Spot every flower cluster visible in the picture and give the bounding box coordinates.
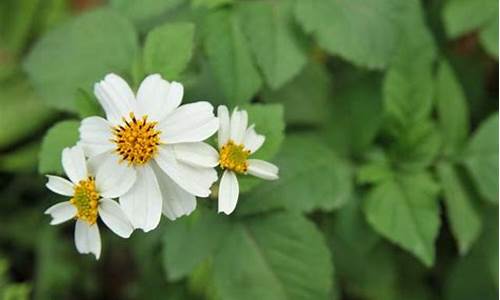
[44,74,279,259]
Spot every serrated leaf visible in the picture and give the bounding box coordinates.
[239,134,352,214]
[203,9,262,105]
[363,171,440,266]
[294,0,403,69]
[0,80,55,149]
[442,0,497,38]
[38,120,79,174]
[213,212,333,300]
[162,210,232,281]
[261,62,330,126]
[461,113,499,204]
[436,60,469,154]
[437,162,482,255]
[24,8,138,112]
[238,0,306,89]
[143,22,195,80]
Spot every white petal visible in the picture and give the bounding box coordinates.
[247,159,279,180]
[217,105,230,148]
[45,201,77,225]
[62,145,88,183]
[119,165,162,232]
[173,142,219,168]
[79,116,114,157]
[218,170,239,215]
[94,73,136,125]
[95,154,137,198]
[155,145,217,197]
[230,109,248,144]
[74,220,101,259]
[98,199,133,238]
[152,162,197,220]
[136,74,183,122]
[158,101,218,144]
[46,175,74,196]
[243,125,265,153]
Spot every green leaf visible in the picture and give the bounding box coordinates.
[442,0,497,38]
[0,80,55,149]
[239,134,352,214]
[38,120,80,175]
[213,212,333,300]
[203,9,262,105]
[437,162,482,255]
[330,195,397,300]
[436,60,469,154]
[479,14,499,58]
[325,73,383,156]
[0,142,40,173]
[383,61,434,126]
[162,210,232,281]
[294,0,402,69]
[261,62,331,126]
[24,8,138,112]
[74,89,103,119]
[461,113,499,204]
[363,171,440,266]
[192,0,232,9]
[143,22,195,80]
[110,0,185,27]
[238,0,306,89]
[238,104,285,192]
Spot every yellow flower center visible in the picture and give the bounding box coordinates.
[71,177,100,225]
[112,112,161,165]
[219,140,250,174]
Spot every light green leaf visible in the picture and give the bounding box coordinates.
[261,62,330,126]
[363,171,440,266]
[436,60,469,154]
[24,8,138,112]
[479,15,499,58]
[437,162,482,255]
[238,0,306,89]
[74,89,103,119]
[383,62,434,126]
[461,113,499,204]
[0,81,55,149]
[162,210,232,281]
[294,0,402,69]
[442,0,497,38]
[143,22,195,80]
[214,212,333,300]
[239,134,352,214]
[203,9,262,105]
[38,120,80,175]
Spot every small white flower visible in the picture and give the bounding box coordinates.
[44,145,133,260]
[216,106,279,214]
[79,74,219,232]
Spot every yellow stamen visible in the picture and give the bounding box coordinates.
[112,112,161,165]
[71,177,99,225]
[219,140,250,174]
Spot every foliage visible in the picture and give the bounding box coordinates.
[0,0,498,299]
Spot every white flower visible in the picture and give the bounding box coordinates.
[216,106,279,215]
[44,145,133,260]
[79,74,219,232]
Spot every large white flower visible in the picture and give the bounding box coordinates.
[44,145,133,260]
[216,106,279,214]
[79,74,219,232]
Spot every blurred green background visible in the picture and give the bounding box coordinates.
[0,0,498,299]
